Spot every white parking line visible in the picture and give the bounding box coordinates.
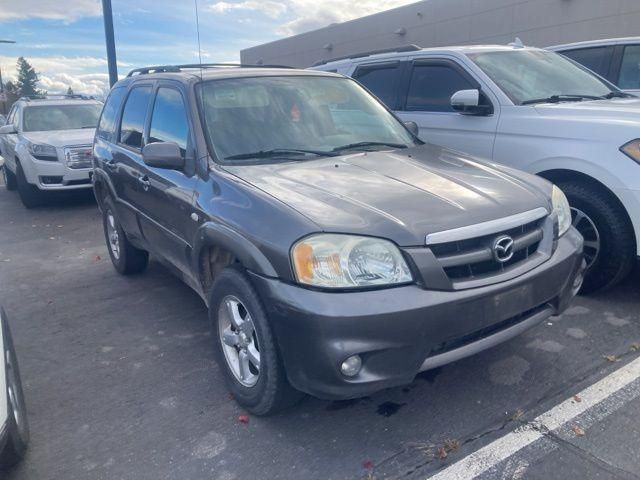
[428,355,640,480]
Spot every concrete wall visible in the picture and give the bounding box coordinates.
[241,0,640,67]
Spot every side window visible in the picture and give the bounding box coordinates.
[353,63,402,108]
[97,86,126,140]
[5,106,16,128]
[561,46,613,78]
[405,63,475,112]
[118,86,152,150]
[12,106,21,130]
[618,45,640,90]
[148,88,189,155]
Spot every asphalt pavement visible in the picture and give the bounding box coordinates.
[1,180,639,480]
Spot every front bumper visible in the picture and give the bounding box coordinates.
[250,228,584,400]
[20,154,92,191]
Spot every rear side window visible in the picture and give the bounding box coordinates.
[119,86,152,150]
[561,46,613,78]
[97,86,126,140]
[618,45,640,90]
[405,63,474,112]
[354,63,402,108]
[149,88,189,155]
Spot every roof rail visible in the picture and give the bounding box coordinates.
[311,44,422,67]
[19,94,96,101]
[126,63,294,77]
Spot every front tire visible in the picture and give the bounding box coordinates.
[2,166,16,191]
[102,197,148,275]
[558,181,635,293]
[15,162,43,209]
[0,312,29,469]
[209,268,302,415]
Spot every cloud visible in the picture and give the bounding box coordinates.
[0,56,126,97]
[208,1,287,19]
[0,0,101,22]
[207,0,414,35]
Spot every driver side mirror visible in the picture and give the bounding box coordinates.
[451,89,492,116]
[0,125,17,135]
[142,142,184,170]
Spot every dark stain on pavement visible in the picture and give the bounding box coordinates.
[376,401,407,417]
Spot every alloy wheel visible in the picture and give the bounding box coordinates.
[106,210,121,260]
[218,295,261,387]
[5,347,27,439]
[571,207,600,269]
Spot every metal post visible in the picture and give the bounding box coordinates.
[101,0,118,87]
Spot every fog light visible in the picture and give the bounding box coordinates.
[340,355,362,377]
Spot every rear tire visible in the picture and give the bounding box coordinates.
[102,197,148,275]
[2,166,16,191]
[557,181,635,293]
[209,267,302,415]
[15,162,43,209]
[0,312,29,469]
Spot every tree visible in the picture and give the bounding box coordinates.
[15,57,43,97]
[2,81,20,112]
[66,86,74,95]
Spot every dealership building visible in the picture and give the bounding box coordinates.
[241,0,640,67]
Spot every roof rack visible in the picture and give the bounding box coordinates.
[126,63,294,77]
[19,94,96,101]
[312,44,422,67]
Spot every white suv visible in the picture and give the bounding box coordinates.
[313,44,640,293]
[0,95,102,208]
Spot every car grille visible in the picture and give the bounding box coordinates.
[429,218,545,283]
[64,145,93,169]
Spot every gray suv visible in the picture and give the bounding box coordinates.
[92,64,584,415]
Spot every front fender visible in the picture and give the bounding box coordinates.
[191,222,278,280]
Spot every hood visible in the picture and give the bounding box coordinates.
[22,128,95,148]
[223,144,551,246]
[534,97,640,124]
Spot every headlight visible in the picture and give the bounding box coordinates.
[291,234,412,288]
[621,139,640,163]
[552,185,572,237]
[27,142,58,161]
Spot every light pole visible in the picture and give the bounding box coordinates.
[101,0,118,88]
[0,40,16,115]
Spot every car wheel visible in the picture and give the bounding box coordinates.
[2,166,16,191]
[209,267,302,415]
[0,313,29,469]
[102,197,148,275]
[15,162,43,209]
[558,181,635,293]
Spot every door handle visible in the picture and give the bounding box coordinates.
[138,175,150,191]
[105,159,117,171]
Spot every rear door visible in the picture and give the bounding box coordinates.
[395,58,499,159]
[112,84,154,239]
[135,82,198,276]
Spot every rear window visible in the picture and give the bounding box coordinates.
[97,86,126,140]
[354,63,402,108]
[22,104,102,132]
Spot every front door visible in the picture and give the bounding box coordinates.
[135,84,198,277]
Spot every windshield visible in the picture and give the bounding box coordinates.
[198,75,417,163]
[468,50,615,105]
[23,104,102,132]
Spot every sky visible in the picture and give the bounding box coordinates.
[0,0,415,97]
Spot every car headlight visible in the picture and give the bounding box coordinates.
[621,139,640,163]
[291,234,412,288]
[27,142,58,161]
[552,185,571,237]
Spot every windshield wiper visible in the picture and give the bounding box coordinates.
[521,94,602,105]
[603,91,633,99]
[224,148,337,161]
[331,141,408,153]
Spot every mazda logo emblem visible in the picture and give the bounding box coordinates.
[493,235,515,263]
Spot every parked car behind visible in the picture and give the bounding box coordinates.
[313,44,640,292]
[0,95,102,208]
[0,307,29,469]
[92,64,584,415]
[548,37,640,96]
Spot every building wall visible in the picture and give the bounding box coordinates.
[241,0,640,67]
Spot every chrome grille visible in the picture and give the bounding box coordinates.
[429,212,547,284]
[64,145,93,169]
